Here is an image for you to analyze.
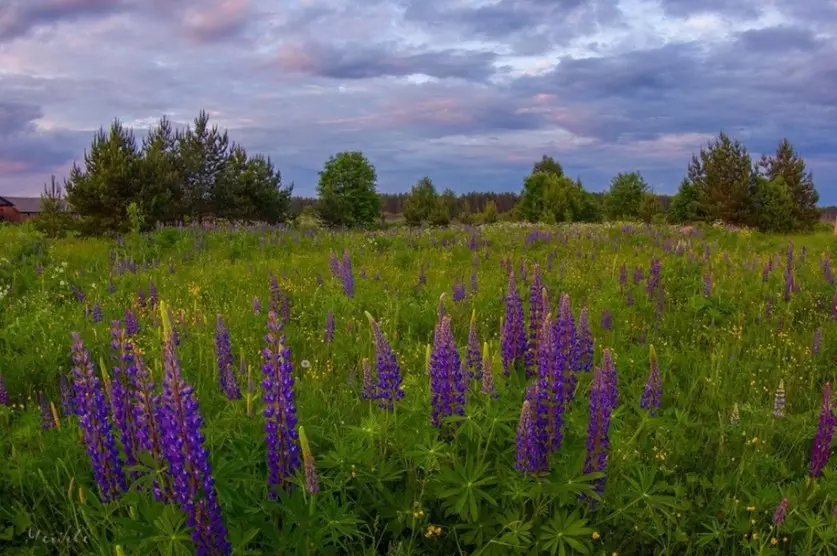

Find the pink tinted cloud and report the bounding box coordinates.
[161,0,250,43]
[0,160,33,174]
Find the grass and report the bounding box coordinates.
[0,221,836,555]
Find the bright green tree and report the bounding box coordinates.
[316,151,380,228]
[668,179,701,223]
[687,132,755,226]
[481,200,498,224]
[403,177,438,226]
[757,138,819,231]
[605,172,649,220]
[35,175,72,238]
[751,176,796,233]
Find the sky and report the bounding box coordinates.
[0,0,836,203]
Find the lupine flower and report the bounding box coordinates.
[157,310,230,554]
[148,281,158,308]
[773,380,786,418]
[466,310,482,379]
[481,342,494,395]
[253,296,261,314]
[515,400,541,473]
[361,358,375,400]
[822,255,834,285]
[72,284,86,302]
[600,310,612,331]
[71,332,126,502]
[656,286,665,320]
[110,323,141,468]
[323,311,335,343]
[646,258,661,299]
[619,264,627,287]
[633,266,645,285]
[124,309,140,336]
[342,249,355,298]
[428,316,466,426]
[501,270,527,376]
[583,349,618,496]
[554,294,576,407]
[572,307,594,373]
[131,352,170,501]
[535,314,565,463]
[91,302,103,324]
[703,273,712,297]
[640,345,662,415]
[59,372,75,415]
[784,242,794,303]
[366,313,404,409]
[329,250,340,277]
[452,281,466,302]
[107,279,116,294]
[298,426,319,496]
[40,392,56,430]
[470,270,478,293]
[813,328,823,356]
[626,290,634,306]
[216,316,241,400]
[137,288,146,308]
[526,266,545,375]
[0,371,9,406]
[810,382,834,478]
[773,498,789,526]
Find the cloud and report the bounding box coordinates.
[1,0,837,203]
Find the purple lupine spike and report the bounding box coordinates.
[822,255,834,286]
[366,313,404,409]
[360,358,375,400]
[640,345,662,415]
[583,348,617,496]
[626,290,634,306]
[452,281,466,302]
[158,329,230,554]
[784,242,794,303]
[515,400,541,474]
[633,266,644,285]
[646,258,661,299]
[471,269,478,294]
[329,250,341,278]
[216,316,241,400]
[535,313,565,462]
[262,310,301,497]
[703,273,713,298]
[323,311,335,343]
[253,296,261,314]
[656,285,665,320]
[59,372,75,415]
[773,497,789,526]
[813,328,823,356]
[554,294,576,407]
[481,343,494,395]
[124,309,140,336]
[137,288,146,309]
[619,264,628,287]
[71,332,126,502]
[110,323,141,468]
[92,302,103,324]
[107,278,116,294]
[466,310,482,379]
[40,392,56,430]
[810,382,835,478]
[501,270,527,376]
[0,372,8,407]
[131,352,170,502]
[72,284,86,302]
[572,307,594,373]
[148,280,158,308]
[342,249,355,298]
[269,273,281,313]
[526,265,545,376]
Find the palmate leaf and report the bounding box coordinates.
[537,510,594,555]
[436,456,497,522]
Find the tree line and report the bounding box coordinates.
[30,112,823,236]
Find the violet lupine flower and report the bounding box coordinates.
[72,284,86,302]
[640,345,662,416]
[92,302,103,324]
[148,281,158,308]
[262,310,301,497]
[71,332,126,502]
[526,265,545,375]
[583,349,618,496]
[656,286,665,320]
[40,392,56,430]
[253,296,261,314]
[110,324,141,468]
[703,273,713,298]
[216,316,241,400]
[107,279,116,294]
[125,309,140,336]
[535,314,565,461]
[342,249,355,298]
[59,373,75,415]
[813,328,823,356]
[501,270,527,376]
[452,281,467,302]
[470,270,478,293]
[131,352,170,502]
[619,264,628,287]
[329,250,340,277]
[0,372,9,407]
[572,307,594,373]
[810,382,835,478]
[299,426,319,496]
[428,316,466,427]
[137,288,146,309]
[360,358,375,400]
[773,380,786,418]
[646,258,661,299]
[158,326,230,554]
[466,310,482,379]
[626,290,635,307]
[555,294,577,408]
[323,311,335,343]
[773,497,789,526]
[366,313,404,410]
[481,342,494,395]
[600,310,612,331]
[784,242,794,303]
[515,400,542,474]
[633,266,644,285]
[822,255,834,285]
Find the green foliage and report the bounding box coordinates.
[751,176,797,233]
[481,200,498,224]
[605,172,649,220]
[638,193,662,223]
[316,151,380,228]
[126,202,145,235]
[688,132,755,226]
[403,177,438,226]
[757,139,820,231]
[668,179,701,224]
[531,155,564,177]
[34,176,72,239]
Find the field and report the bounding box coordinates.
[1,222,836,555]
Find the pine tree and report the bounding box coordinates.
[178,110,229,221]
[139,116,183,227]
[35,175,71,238]
[757,139,819,230]
[687,132,755,226]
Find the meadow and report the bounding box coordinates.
[1,221,836,555]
